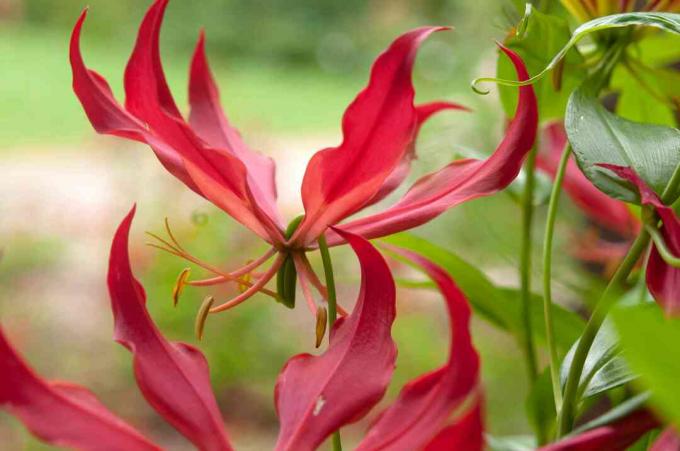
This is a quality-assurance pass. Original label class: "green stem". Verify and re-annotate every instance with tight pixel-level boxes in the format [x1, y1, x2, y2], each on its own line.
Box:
[520, 144, 539, 386]
[646, 225, 680, 268]
[317, 234, 341, 451]
[318, 235, 338, 325]
[542, 144, 571, 412]
[557, 231, 650, 436]
[557, 156, 680, 436]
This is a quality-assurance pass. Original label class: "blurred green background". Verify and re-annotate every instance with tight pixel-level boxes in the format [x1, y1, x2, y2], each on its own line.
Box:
[0, 0, 600, 449]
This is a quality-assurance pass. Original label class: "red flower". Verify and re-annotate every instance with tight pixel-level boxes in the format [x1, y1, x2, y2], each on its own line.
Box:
[71, 0, 536, 322]
[598, 164, 680, 317]
[2, 207, 482, 450]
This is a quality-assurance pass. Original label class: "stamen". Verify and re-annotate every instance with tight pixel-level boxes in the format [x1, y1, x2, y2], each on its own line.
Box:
[315, 306, 328, 348]
[210, 254, 285, 313]
[195, 296, 215, 341]
[164, 217, 188, 253]
[172, 268, 191, 306]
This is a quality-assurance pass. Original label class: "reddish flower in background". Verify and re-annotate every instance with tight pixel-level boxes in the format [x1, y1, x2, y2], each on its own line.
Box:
[2, 207, 483, 451]
[599, 164, 680, 317]
[71, 0, 536, 323]
[536, 123, 640, 275]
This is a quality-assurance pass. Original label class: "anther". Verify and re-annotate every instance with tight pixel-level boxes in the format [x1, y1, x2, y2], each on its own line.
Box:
[172, 268, 191, 307]
[315, 306, 328, 348]
[195, 296, 215, 341]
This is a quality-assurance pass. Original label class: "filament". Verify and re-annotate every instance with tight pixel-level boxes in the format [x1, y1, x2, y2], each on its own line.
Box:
[294, 254, 319, 314]
[210, 254, 285, 313]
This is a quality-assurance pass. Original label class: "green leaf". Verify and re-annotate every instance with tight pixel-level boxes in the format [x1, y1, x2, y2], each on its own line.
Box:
[613, 304, 680, 425]
[565, 88, 680, 204]
[381, 233, 585, 352]
[560, 320, 636, 401]
[497, 5, 585, 120]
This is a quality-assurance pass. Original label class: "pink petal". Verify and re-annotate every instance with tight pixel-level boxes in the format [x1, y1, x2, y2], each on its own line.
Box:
[108, 206, 233, 451]
[189, 32, 282, 228]
[366, 101, 470, 207]
[539, 410, 658, 451]
[274, 228, 397, 451]
[331, 45, 537, 243]
[537, 122, 639, 238]
[356, 247, 482, 451]
[0, 327, 158, 451]
[295, 27, 449, 246]
[598, 164, 680, 316]
[651, 427, 680, 450]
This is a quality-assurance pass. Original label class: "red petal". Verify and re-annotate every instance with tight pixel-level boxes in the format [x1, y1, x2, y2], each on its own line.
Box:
[356, 247, 482, 451]
[274, 228, 397, 451]
[295, 27, 449, 245]
[424, 399, 484, 451]
[189, 32, 282, 228]
[70, 8, 201, 196]
[72, 2, 280, 242]
[108, 206, 233, 451]
[332, 45, 537, 242]
[651, 427, 680, 450]
[536, 122, 639, 238]
[366, 101, 470, 207]
[0, 327, 158, 450]
[598, 164, 680, 316]
[539, 410, 658, 451]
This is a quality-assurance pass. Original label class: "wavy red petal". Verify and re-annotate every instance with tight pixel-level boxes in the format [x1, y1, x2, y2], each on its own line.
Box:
[295, 27, 449, 245]
[333, 45, 537, 242]
[108, 206, 233, 451]
[189, 32, 282, 228]
[72, 1, 279, 242]
[366, 101, 470, 207]
[356, 247, 481, 451]
[274, 228, 397, 451]
[598, 164, 680, 316]
[0, 327, 159, 451]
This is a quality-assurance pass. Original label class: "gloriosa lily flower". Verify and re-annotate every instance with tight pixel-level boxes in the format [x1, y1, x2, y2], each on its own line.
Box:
[1, 207, 482, 451]
[71, 0, 536, 329]
[561, 0, 680, 22]
[536, 123, 640, 275]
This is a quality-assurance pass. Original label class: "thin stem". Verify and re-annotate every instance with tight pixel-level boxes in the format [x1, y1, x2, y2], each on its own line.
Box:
[557, 231, 650, 436]
[293, 254, 319, 314]
[519, 144, 539, 386]
[542, 144, 571, 413]
[318, 235, 338, 326]
[318, 233, 341, 451]
[646, 225, 680, 268]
